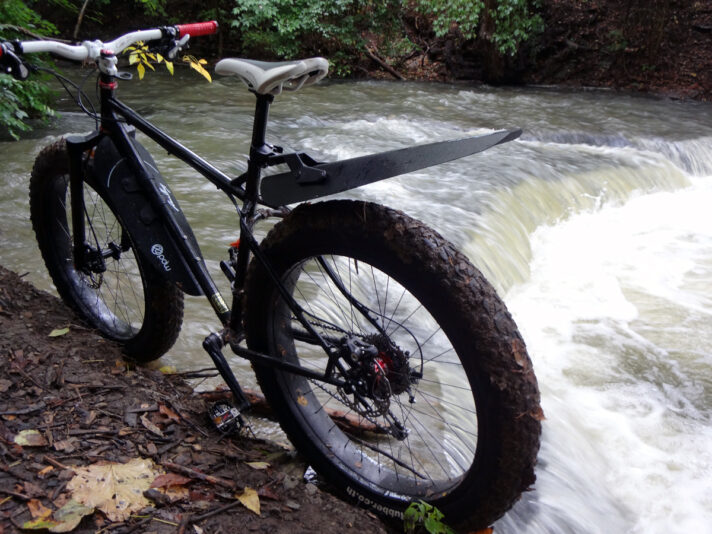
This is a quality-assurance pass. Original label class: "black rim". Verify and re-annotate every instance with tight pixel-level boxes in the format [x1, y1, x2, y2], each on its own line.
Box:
[269, 253, 478, 498]
[49, 175, 146, 340]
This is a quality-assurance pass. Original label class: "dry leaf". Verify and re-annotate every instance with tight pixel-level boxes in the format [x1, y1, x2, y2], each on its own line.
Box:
[159, 404, 181, 423]
[236, 487, 260, 515]
[14, 429, 48, 447]
[27, 499, 52, 519]
[193, 525, 204, 534]
[140, 414, 164, 437]
[530, 406, 546, 422]
[470, 528, 494, 534]
[246, 462, 270, 470]
[66, 458, 162, 522]
[157, 485, 189, 503]
[38, 465, 54, 478]
[150, 473, 191, 489]
[53, 438, 77, 453]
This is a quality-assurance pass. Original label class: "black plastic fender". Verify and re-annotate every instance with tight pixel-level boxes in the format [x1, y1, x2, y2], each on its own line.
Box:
[88, 135, 204, 296]
[259, 129, 521, 206]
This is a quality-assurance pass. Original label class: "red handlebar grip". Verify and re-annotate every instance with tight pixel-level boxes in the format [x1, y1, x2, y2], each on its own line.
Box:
[177, 21, 218, 38]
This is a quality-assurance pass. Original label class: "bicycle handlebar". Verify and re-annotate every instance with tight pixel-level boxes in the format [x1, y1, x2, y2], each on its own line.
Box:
[7, 21, 217, 63]
[177, 21, 219, 38]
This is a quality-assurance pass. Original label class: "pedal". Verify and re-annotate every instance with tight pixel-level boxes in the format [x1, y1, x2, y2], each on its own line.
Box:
[209, 401, 244, 434]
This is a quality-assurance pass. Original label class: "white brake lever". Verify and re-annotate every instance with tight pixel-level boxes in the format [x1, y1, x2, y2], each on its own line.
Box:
[167, 35, 190, 60]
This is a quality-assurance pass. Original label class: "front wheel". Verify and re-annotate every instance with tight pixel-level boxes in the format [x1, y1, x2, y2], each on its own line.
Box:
[244, 200, 541, 531]
[29, 139, 183, 362]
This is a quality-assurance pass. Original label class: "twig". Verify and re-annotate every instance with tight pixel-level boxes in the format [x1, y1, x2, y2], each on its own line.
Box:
[364, 46, 405, 80]
[178, 501, 242, 534]
[166, 399, 209, 438]
[0, 402, 45, 416]
[0, 25, 72, 43]
[43, 455, 73, 471]
[0, 487, 31, 501]
[160, 461, 237, 490]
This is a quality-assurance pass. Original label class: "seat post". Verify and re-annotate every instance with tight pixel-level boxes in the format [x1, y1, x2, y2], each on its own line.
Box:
[244, 93, 275, 204]
[250, 93, 274, 151]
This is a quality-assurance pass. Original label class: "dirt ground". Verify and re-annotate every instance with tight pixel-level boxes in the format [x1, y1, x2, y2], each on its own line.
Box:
[0, 265, 393, 534]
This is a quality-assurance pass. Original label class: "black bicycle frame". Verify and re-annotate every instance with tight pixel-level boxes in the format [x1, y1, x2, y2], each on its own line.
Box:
[67, 71, 347, 394]
[67, 64, 521, 401]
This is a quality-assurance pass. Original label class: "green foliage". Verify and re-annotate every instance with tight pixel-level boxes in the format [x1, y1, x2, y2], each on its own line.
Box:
[134, 0, 167, 16]
[403, 501, 456, 534]
[0, 0, 56, 140]
[0, 74, 55, 140]
[229, 0, 403, 71]
[0, 0, 58, 37]
[416, 0, 543, 55]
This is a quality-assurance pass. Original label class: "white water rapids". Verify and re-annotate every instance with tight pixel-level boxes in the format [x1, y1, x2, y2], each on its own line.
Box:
[1, 72, 710, 533]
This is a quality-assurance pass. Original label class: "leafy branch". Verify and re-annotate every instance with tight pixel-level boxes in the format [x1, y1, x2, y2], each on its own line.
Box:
[403, 501, 456, 534]
[122, 43, 211, 82]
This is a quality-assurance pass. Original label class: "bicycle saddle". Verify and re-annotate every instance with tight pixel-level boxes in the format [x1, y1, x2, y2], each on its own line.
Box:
[214, 57, 329, 96]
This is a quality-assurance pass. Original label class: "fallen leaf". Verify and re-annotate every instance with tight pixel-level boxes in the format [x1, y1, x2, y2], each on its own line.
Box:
[38, 465, 54, 478]
[159, 365, 177, 374]
[193, 525, 204, 534]
[297, 395, 308, 406]
[23, 482, 47, 498]
[48, 327, 69, 337]
[49, 499, 94, 533]
[159, 404, 181, 423]
[236, 487, 260, 515]
[27, 499, 52, 519]
[0, 379, 12, 392]
[140, 414, 164, 437]
[66, 458, 162, 522]
[246, 462, 270, 471]
[14, 430, 48, 447]
[530, 406, 546, 422]
[257, 486, 280, 501]
[157, 485, 189, 503]
[150, 473, 192, 489]
[470, 528, 494, 534]
[21, 518, 60, 530]
[53, 438, 78, 453]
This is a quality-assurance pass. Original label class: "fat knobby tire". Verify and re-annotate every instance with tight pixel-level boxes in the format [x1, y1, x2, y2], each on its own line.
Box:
[244, 200, 542, 531]
[29, 139, 183, 362]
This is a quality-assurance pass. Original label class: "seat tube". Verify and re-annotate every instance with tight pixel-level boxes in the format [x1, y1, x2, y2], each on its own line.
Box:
[244, 93, 274, 202]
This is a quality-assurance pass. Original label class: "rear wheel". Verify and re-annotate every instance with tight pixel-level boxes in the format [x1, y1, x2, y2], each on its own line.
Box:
[29, 139, 183, 362]
[244, 200, 541, 530]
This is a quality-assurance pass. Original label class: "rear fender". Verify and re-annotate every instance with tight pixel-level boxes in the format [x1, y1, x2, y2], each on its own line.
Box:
[88, 135, 204, 296]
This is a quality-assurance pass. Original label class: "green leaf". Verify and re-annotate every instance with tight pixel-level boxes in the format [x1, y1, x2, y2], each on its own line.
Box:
[49, 499, 94, 532]
[22, 518, 60, 530]
[49, 327, 69, 337]
[137, 63, 145, 80]
[164, 61, 174, 75]
[129, 52, 139, 65]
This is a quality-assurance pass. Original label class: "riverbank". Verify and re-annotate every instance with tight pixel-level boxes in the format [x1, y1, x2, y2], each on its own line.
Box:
[0, 265, 392, 534]
[31, 1, 712, 102]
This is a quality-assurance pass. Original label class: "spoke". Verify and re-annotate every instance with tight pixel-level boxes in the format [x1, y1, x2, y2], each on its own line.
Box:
[349, 434, 428, 480]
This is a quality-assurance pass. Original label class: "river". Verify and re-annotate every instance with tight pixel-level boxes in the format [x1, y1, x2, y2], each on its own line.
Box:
[1, 68, 711, 533]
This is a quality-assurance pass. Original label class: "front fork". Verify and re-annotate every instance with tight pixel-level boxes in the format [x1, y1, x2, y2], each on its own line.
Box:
[66, 132, 104, 275]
